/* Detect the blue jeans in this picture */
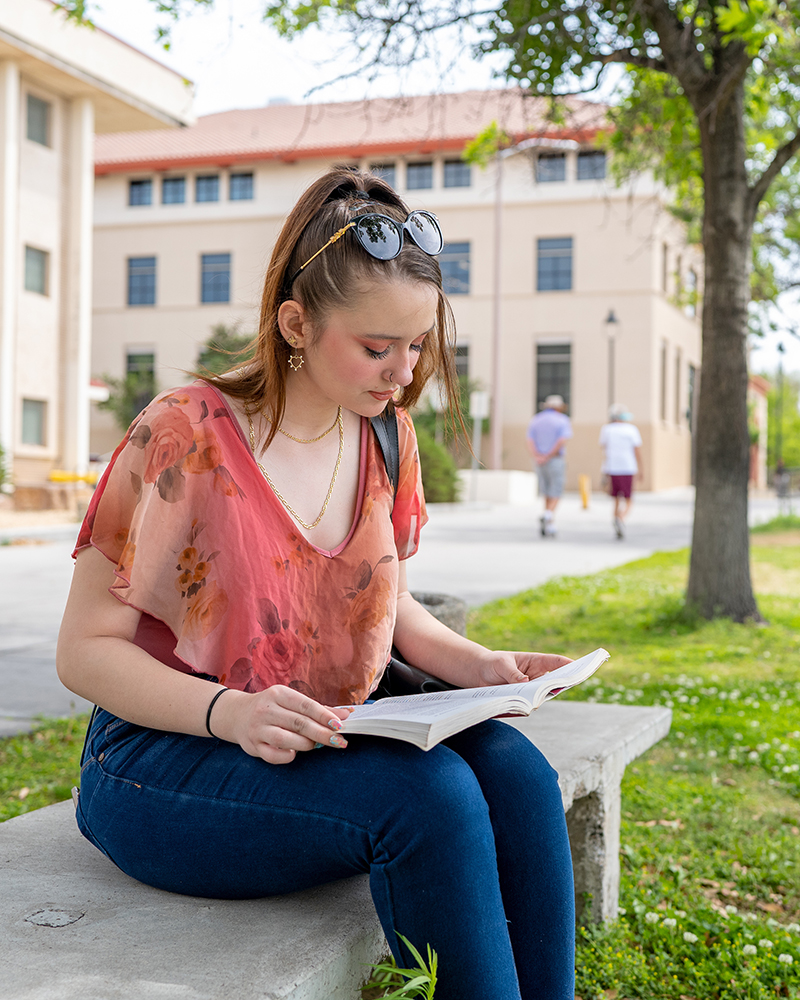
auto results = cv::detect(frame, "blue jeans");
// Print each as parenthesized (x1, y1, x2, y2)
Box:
(77, 708, 575, 1000)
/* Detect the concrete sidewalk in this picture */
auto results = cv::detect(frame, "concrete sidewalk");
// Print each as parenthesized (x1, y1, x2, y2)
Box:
(0, 488, 780, 736)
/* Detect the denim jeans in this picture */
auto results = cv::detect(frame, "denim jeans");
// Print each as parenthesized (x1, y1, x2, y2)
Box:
(77, 708, 575, 1000)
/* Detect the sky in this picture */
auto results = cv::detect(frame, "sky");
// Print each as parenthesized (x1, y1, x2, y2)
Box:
(89, 0, 800, 380)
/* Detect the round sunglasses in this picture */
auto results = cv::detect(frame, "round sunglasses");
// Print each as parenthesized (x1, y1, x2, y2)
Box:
(288, 210, 444, 287)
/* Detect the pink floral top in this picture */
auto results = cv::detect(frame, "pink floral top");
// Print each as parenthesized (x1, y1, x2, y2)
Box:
(74, 383, 427, 706)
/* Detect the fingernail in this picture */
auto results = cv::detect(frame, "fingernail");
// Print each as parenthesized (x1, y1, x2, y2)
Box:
(313, 742, 325, 750)
(327, 717, 343, 731)
(330, 735, 348, 748)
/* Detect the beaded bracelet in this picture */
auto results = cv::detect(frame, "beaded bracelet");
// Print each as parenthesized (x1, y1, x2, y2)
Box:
(205, 687, 231, 737)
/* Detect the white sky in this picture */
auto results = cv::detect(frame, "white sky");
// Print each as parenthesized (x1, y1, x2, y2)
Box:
(88, 0, 800, 380)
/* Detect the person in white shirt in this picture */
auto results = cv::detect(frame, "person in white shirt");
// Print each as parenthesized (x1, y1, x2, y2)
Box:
(599, 405, 643, 538)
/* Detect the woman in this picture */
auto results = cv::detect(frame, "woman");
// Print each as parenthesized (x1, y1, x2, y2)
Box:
(57, 168, 575, 1000)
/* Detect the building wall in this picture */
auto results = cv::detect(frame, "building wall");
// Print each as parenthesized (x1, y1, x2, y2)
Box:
(91, 147, 703, 488)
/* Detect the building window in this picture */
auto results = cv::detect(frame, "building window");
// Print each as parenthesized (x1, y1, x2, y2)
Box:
(126, 351, 157, 415)
(21, 399, 46, 446)
(128, 257, 156, 306)
(662, 242, 669, 293)
(536, 153, 566, 183)
(201, 253, 231, 304)
(536, 344, 571, 411)
(162, 177, 186, 204)
(369, 163, 396, 189)
(26, 95, 50, 146)
(688, 364, 696, 428)
(129, 179, 153, 206)
(229, 173, 254, 201)
(440, 242, 470, 295)
(443, 160, 471, 188)
(674, 350, 682, 426)
(685, 267, 698, 317)
(577, 151, 606, 180)
(127, 351, 156, 377)
(24, 246, 49, 295)
(537, 237, 573, 291)
(196, 175, 220, 202)
(406, 162, 433, 190)
(660, 342, 668, 421)
(454, 344, 469, 379)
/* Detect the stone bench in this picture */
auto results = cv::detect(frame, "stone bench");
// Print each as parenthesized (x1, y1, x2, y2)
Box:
(0, 701, 670, 1000)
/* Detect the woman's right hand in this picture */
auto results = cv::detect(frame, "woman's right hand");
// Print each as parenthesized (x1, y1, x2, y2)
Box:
(209, 685, 354, 765)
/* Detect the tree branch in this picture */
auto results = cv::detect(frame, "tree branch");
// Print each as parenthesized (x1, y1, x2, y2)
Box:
(750, 126, 800, 213)
(601, 49, 667, 73)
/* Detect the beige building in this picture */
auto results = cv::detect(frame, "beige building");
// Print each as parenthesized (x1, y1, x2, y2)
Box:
(0, 0, 192, 507)
(91, 89, 703, 490)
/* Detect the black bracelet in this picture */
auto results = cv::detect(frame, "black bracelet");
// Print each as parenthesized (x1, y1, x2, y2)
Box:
(205, 687, 230, 738)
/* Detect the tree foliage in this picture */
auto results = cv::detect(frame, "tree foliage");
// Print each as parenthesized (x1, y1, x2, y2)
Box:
(97, 371, 158, 432)
(196, 323, 256, 375)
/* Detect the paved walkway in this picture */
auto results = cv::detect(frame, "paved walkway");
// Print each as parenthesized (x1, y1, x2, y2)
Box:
(0, 488, 779, 736)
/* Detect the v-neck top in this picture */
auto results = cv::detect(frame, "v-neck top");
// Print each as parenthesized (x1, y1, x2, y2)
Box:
(74, 382, 428, 706)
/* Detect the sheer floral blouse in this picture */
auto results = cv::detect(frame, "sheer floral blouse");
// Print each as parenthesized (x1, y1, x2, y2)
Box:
(74, 383, 428, 707)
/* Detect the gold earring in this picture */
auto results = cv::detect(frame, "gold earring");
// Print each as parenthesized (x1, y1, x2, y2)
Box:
(287, 336, 304, 371)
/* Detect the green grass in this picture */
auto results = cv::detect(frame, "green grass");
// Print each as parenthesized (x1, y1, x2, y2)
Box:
(469, 540, 800, 999)
(4, 529, 800, 999)
(0, 715, 88, 822)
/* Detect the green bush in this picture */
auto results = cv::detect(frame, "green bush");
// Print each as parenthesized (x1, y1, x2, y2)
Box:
(416, 427, 460, 503)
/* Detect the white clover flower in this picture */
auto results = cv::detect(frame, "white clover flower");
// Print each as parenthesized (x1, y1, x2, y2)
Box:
(726, 905, 738, 914)
(618, 907, 626, 916)
(787, 923, 800, 933)
(759, 939, 774, 948)
(708, 750, 718, 758)
(676, 910, 687, 918)
(779, 954, 793, 965)
(743, 944, 757, 956)
(748, 751, 760, 761)
(663, 918, 677, 928)
(683, 932, 699, 943)
(645, 912, 660, 924)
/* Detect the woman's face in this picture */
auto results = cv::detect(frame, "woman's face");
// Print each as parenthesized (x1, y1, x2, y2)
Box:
(293, 279, 438, 417)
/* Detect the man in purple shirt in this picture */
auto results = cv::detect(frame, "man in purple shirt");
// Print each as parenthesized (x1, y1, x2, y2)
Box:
(526, 395, 573, 537)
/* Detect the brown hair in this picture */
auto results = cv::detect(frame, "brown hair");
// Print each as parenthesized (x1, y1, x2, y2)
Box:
(201, 167, 464, 448)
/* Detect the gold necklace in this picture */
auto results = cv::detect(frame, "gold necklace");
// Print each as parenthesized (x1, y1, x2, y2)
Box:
(246, 407, 344, 530)
(273, 406, 341, 443)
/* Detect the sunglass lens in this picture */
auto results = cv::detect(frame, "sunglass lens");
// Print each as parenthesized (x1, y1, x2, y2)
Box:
(406, 212, 444, 255)
(355, 216, 402, 260)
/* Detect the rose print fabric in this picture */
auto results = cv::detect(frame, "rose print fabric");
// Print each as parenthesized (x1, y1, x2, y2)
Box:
(74, 383, 427, 706)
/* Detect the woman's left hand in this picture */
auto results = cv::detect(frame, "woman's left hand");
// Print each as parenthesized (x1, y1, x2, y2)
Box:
(475, 650, 572, 687)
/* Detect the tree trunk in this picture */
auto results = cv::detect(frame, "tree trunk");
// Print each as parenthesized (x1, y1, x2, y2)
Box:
(686, 84, 761, 621)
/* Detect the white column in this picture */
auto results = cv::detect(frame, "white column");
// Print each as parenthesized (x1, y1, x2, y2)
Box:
(0, 61, 20, 480)
(61, 97, 94, 475)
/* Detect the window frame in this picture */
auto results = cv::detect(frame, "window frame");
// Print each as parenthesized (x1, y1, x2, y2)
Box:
(537, 237, 573, 292)
(200, 252, 232, 304)
(535, 343, 572, 412)
(369, 163, 396, 189)
(128, 179, 153, 207)
(26, 94, 51, 147)
(21, 398, 47, 447)
(576, 150, 607, 181)
(406, 161, 433, 190)
(162, 176, 186, 205)
(440, 242, 471, 296)
(229, 173, 254, 201)
(24, 246, 49, 296)
(443, 160, 471, 188)
(127, 256, 157, 307)
(195, 174, 220, 203)
(536, 153, 566, 183)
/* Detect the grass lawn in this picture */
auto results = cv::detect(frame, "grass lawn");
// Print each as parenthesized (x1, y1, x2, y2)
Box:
(2, 520, 799, 999)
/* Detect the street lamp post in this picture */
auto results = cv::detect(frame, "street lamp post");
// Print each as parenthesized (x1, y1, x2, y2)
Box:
(604, 309, 620, 413)
(776, 341, 785, 468)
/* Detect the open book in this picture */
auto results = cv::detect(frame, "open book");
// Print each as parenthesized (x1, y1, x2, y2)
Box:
(342, 647, 610, 750)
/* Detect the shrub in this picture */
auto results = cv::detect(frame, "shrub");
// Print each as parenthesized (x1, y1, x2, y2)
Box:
(416, 428, 460, 503)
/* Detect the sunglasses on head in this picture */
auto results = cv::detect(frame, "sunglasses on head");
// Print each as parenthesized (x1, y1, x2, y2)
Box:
(287, 210, 444, 287)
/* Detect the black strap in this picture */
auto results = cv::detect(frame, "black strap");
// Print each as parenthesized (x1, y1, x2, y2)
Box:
(370, 408, 400, 504)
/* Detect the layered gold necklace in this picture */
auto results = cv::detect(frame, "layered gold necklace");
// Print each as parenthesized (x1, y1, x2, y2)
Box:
(246, 406, 344, 530)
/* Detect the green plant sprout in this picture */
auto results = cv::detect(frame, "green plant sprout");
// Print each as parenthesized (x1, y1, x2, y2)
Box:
(364, 933, 438, 999)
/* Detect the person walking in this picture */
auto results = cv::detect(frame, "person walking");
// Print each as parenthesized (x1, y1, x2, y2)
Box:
(526, 395, 572, 537)
(599, 405, 643, 539)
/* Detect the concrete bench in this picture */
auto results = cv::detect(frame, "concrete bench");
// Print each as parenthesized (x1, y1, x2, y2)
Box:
(0, 701, 670, 1000)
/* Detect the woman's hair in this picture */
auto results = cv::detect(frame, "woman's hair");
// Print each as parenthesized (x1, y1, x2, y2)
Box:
(201, 167, 464, 447)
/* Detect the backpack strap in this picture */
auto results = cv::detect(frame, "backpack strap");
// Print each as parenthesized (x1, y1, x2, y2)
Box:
(370, 407, 400, 506)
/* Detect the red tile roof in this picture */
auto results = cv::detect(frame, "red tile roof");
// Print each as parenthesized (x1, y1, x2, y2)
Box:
(94, 88, 608, 174)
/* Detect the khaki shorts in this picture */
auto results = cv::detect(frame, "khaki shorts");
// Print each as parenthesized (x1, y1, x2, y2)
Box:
(536, 456, 566, 498)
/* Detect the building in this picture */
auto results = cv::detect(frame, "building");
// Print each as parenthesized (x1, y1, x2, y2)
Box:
(91, 88, 703, 490)
(0, 0, 192, 508)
